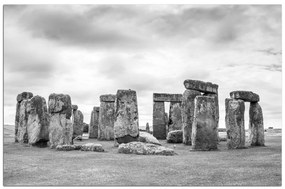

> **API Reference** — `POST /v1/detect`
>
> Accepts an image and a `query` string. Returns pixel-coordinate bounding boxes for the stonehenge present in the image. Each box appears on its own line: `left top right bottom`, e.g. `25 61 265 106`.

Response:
225 91 264 148
114 89 139 144
89 107 99 138
72 105 84 138
98 94 116 140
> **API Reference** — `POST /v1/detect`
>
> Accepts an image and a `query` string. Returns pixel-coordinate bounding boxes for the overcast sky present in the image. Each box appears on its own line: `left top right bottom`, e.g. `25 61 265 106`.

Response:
4 4 282 128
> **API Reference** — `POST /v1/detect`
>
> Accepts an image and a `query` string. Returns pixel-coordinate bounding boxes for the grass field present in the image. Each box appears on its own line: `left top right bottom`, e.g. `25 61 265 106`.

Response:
3 125 281 186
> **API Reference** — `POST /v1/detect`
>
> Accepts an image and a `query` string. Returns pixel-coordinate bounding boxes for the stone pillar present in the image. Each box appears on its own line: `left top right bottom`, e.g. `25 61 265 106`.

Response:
114 90 139 144
249 102 265 146
181 89 201 145
191 96 218 151
48 93 73 148
146 122 150 133
26 95 49 145
168 102 182 132
89 107 99 138
15 92 33 143
98 95 116 140
72 105 84 138
225 98 245 149
153 102 166 139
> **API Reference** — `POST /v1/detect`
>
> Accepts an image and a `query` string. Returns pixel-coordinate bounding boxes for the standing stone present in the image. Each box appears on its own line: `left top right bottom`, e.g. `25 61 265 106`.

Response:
153 102 166 139
165 112 169 133
191 96 218 151
167 130 183 143
181 89 201 145
225 98 245 149
72 107 84 138
114 90 139 144
15 92 33 142
168 102 182 132
17 100 30 143
26 95 49 145
83 123 89 133
249 102 265 146
146 122 150 133
48 94 73 148
89 107 99 138
98 95 116 140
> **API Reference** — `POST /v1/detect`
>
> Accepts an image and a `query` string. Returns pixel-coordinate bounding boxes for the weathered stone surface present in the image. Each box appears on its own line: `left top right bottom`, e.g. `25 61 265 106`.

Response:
230 91 260 102
153 102 167 139
168 102 182 131
165 112 169 132
15 92 33 142
153 93 182 102
26 96 49 145
83 123 89 133
184 79 218 94
48 93 72 119
98 101 115 140
205 93 219 143
89 106 99 138
114 90 139 144
249 102 265 146
167 130 183 143
181 89 201 145
16 100 30 143
72 109 84 137
146 122 150 133
191 96 218 151
56 144 81 151
118 142 176 156
100 94 116 102
49 114 73 148
225 98 245 149
138 131 161 145
72 105 78 110
81 143 104 152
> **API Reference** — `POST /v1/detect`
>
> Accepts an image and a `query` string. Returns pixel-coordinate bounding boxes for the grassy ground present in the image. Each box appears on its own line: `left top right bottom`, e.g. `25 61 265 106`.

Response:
3 125 281 186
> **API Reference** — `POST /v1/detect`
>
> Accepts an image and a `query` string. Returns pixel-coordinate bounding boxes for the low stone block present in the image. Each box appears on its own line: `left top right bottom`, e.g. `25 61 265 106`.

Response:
153 93 182 102
81 143 104 152
230 91 260 102
167 130 183 143
56 144 81 151
138 131 161 145
184 79 218 94
249 102 265 146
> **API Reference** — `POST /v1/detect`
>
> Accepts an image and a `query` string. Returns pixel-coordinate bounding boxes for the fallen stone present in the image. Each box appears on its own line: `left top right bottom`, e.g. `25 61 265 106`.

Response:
153 93 182 102
181 89 201 145
81 143 104 152
184 79 218 94
98 98 115 140
26 95 49 145
168 102 182 131
153 102 167 139
225 98 245 149
167 130 183 143
48 93 72 119
118 142 176 156
89 107 99 138
56 144 81 151
138 131 161 145
230 91 260 102
249 102 265 146
114 90 139 144
72 109 84 138
191 96 218 151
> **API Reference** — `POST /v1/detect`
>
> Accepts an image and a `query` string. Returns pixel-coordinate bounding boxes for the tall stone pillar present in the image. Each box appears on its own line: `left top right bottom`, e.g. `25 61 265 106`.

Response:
249 102 265 146
114 90 139 144
153 101 166 139
89 106 99 138
72 105 84 138
98 95 116 140
225 98 245 149
181 89 201 145
168 102 182 131
191 96 218 151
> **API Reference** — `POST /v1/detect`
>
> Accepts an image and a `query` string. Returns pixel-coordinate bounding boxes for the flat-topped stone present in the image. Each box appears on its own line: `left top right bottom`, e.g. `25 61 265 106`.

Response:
100 94 116 102
183 79 218 94
153 93 182 102
230 91 260 102
16 92 33 102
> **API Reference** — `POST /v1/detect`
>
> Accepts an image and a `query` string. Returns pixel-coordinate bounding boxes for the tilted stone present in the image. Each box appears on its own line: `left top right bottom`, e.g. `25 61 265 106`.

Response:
191 96 218 151
138 131 161 145
26 95 49 145
72 109 84 138
225 98 245 149
168 102 182 131
98 101 115 140
153 102 167 139
72 105 78 110
48 93 72 119
183 79 218 94
167 130 183 143
89 106 99 138
16 92 33 103
230 91 260 102
81 143 104 152
153 93 182 102
181 89 201 145
100 94 116 102
114 89 139 144
249 102 265 146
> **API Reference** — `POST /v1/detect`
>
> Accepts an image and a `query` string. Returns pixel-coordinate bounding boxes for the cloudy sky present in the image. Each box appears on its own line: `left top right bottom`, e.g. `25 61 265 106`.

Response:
4 4 282 128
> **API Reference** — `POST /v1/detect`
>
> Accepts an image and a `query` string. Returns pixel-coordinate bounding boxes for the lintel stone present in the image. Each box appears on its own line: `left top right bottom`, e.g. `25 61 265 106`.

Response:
183 79 218 94
153 93 182 102
100 94 116 102
230 91 260 102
